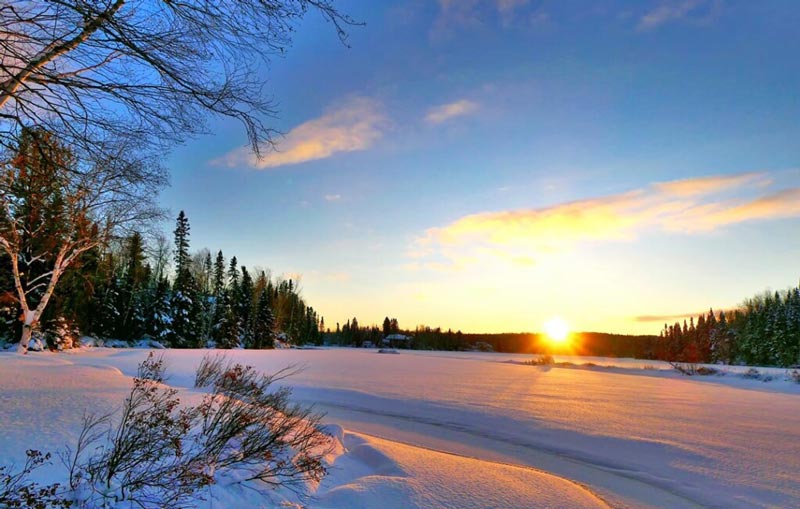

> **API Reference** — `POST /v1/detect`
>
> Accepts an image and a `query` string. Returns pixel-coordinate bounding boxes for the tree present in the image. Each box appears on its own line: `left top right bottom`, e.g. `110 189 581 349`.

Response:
173 211 191 287
0 129 163 351
169 212 201 347
250 288 276 349
0 1 356 166
212 251 226 300
238 266 254 341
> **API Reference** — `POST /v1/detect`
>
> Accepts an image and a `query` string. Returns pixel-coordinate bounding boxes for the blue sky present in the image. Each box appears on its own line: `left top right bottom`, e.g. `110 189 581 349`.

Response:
161 0 800 334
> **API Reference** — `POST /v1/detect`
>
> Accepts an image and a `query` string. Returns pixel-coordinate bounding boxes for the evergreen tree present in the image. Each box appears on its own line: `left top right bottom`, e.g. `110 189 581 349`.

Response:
213 250 226 299
173 211 191 286
238 266 254 341
169 211 200 347
250 288 276 349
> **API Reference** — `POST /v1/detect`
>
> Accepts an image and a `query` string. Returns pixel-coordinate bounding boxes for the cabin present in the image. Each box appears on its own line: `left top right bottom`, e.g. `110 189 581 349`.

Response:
382 333 412 349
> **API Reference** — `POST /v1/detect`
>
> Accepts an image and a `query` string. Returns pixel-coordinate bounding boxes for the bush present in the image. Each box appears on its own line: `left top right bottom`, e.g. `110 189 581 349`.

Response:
43 317 81 351
742 368 761 379
790 369 800 384
62 353 332 509
523 354 554 366
0 450 72 508
670 362 718 376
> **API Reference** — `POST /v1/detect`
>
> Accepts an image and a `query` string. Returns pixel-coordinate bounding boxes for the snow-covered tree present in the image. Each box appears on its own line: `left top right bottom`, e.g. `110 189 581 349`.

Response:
0 129 163 352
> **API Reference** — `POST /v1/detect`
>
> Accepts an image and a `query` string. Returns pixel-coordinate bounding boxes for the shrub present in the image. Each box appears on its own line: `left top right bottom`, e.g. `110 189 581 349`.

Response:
790 370 800 384
523 354 554 366
742 368 761 379
0 450 72 508
695 366 718 376
43 317 81 351
670 363 718 376
63 353 331 509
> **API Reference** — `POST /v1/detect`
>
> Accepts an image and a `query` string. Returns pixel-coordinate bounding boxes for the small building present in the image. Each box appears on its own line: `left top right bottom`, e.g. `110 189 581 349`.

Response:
382 334 412 349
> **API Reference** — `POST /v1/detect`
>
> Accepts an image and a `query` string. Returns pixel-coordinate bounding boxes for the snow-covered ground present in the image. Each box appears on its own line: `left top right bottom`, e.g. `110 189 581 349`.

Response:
1 348 798 508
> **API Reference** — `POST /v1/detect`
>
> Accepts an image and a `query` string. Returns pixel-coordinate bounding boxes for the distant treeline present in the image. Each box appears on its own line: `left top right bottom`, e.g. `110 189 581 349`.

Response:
0 211 323 349
330 281 800 367
654 284 800 367
325 317 660 358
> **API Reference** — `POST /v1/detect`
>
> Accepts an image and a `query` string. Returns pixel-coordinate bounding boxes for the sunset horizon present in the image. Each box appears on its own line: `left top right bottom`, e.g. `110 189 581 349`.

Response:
158 0 800 335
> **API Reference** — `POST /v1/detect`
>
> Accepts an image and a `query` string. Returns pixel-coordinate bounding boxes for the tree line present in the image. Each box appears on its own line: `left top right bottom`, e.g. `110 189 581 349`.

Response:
0 209 323 349
655 284 800 367
323 316 662 357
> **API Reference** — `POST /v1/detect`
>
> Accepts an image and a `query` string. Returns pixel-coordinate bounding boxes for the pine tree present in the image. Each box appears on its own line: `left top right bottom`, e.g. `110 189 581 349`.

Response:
146 277 172 344
214 298 240 349
213 251 226 299
173 211 191 286
169 211 200 347
238 266 254 341
250 288 276 349
118 232 148 340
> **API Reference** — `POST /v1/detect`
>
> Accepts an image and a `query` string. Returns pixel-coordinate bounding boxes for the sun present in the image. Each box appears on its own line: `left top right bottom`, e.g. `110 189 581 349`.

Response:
543 317 570 344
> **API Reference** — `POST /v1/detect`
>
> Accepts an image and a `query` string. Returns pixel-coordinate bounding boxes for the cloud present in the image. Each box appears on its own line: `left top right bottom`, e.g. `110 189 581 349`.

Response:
637 0 720 31
213 97 385 169
412 172 800 268
324 194 342 202
433 0 536 34
634 310 732 323
425 100 479 124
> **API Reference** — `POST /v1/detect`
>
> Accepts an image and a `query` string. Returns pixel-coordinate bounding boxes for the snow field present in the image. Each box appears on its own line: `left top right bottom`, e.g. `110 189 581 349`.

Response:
1 348 798 508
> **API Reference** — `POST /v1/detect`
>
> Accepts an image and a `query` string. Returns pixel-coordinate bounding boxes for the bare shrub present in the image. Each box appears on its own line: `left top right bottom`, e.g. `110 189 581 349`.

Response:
64 353 331 508
670 362 718 376
523 354 554 366
695 366 718 376
0 450 72 508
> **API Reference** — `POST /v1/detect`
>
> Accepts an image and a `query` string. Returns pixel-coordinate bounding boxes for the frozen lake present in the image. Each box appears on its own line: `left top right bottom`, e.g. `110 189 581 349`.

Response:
1 348 798 508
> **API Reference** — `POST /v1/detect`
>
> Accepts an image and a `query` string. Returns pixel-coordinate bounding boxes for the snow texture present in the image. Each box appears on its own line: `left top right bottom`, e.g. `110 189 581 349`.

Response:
0 348 798 508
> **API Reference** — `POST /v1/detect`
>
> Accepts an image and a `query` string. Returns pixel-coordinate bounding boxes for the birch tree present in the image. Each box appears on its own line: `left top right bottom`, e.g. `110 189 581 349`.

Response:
0 1 354 161
0 128 163 352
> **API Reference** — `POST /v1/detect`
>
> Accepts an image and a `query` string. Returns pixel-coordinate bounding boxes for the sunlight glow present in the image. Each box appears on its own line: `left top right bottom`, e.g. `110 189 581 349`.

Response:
544 317 570 344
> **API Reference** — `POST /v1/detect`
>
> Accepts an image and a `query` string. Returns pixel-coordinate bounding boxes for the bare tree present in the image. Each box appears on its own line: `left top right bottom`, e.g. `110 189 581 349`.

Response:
0 128 165 352
0 1 356 160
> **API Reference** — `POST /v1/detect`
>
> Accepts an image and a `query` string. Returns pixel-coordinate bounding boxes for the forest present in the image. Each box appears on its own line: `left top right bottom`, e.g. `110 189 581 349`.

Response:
0 209 323 350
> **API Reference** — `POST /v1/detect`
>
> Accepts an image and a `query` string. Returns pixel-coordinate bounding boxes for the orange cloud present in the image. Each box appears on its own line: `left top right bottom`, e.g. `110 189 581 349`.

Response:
413 172 800 268
213 97 385 169
425 100 479 124
652 172 768 197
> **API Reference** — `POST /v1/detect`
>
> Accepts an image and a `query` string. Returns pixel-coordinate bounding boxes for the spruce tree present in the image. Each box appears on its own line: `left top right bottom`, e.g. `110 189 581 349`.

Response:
173 211 191 286
239 266 254 341
169 211 200 347
250 288 276 349
213 251 226 299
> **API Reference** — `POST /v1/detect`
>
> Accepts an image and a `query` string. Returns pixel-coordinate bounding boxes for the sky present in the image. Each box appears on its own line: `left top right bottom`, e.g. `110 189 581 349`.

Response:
161 0 800 335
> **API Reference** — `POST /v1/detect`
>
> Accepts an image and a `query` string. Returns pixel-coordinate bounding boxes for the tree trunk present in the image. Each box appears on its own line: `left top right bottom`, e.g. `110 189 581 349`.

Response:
17 319 35 354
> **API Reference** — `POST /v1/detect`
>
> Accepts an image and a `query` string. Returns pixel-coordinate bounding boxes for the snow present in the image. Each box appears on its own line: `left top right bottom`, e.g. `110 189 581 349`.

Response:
1 347 798 508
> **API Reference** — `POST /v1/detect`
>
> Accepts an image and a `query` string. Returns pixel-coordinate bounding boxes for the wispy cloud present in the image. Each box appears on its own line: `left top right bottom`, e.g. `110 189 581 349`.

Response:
412 172 800 268
324 194 342 202
637 0 720 31
433 0 540 35
425 100 479 124
634 310 733 323
212 97 385 169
